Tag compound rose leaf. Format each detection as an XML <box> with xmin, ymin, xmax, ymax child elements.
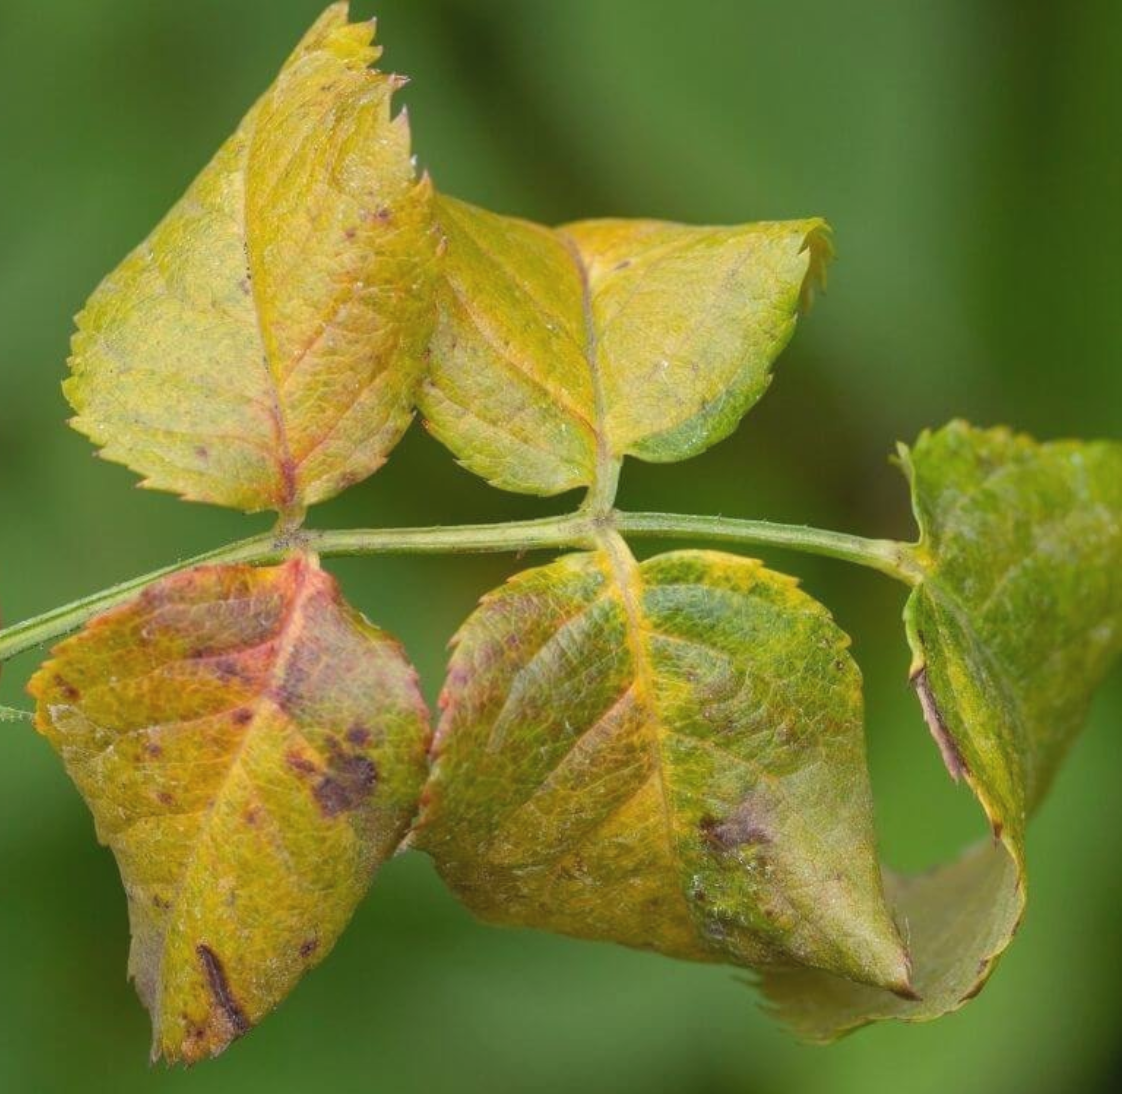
<box><xmin>420</xmin><ymin>194</ymin><xmax>830</xmax><ymax>496</ymax></box>
<box><xmin>417</xmin><ymin>546</ymin><xmax>912</xmax><ymax>994</ymax></box>
<box><xmin>764</xmin><ymin>421</ymin><xmax>1122</xmax><ymax>1038</ymax></box>
<box><xmin>29</xmin><ymin>555</ymin><xmax>430</xmax><ymax>1063</ymax></box>
<box><xmin>67</xmin><ymin>3</ymin><xmax>438</xmax><ymax>514</ymax></box>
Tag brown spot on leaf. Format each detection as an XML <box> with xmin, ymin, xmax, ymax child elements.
<box><xmin>699</xmin><ymin>802</ymin><xmax>772</xmax><ymax>852</ymax></box>
<box><xmin>299</xmin><ymin>937</ymin><xmax>319</xmax><ymax>959</ymax></box>
<box><xmin>314</xmin><ymin>753</ymin><xmax>377</xmax><ymax>817</ymax></box>
<box><xmin>346</xmin><ymin>724</ymin><xmax>371</xmax><ymax>747</ymax></box>
<box><xmin>232</xmin><ymin>708</ymin><xmax>254</xmax><ymax>726</ymax></box>
<box><xmin>212</xmin><ymin>657</ymin><xmax>246</xmax><ymax>684</ymax></box>
<box><xmin>196</xmin><ymin>944</ymin><xmax>250</xmax><ymax>1038</ymax></box>
<box><xmin>911</xmin><ymin>666</ymin><xmax>968</xmax><ymax>782</ymax></box>
<box><xmin>286</xmin><ymin>750</ymin><xmax>318</xmax><ymax>776</ymax></box>
<box><xmin>54</xmin><ymin>675</ymin><xmax>80</xmax><ymax>702</ymax></box>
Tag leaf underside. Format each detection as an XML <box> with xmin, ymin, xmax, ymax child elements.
<box><xmin>420</xmin><ymin>194</ymin><xmax>832</xmax><ymax>495</ymax></box>
<box><xmin>66</xmin><ymin>3</ymin><xmax>438</xmax><ymax>514</ymax></box>
<box><xmin>763</xmin><ymin>422</ymin><xmax>1122</xmax><ymax>1038</ymax></box>
<box><xmin>30</xmin><ymin>556</ymin><xmax>430</xmax><ymax>1063</ymax></box>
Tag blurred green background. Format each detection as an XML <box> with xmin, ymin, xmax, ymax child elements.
<box><xmin>2</xmin><ymin>1</ymin><xmax>1120</xmax><ymax>1091</ymax></box>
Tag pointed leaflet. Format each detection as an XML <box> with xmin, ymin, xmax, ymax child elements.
<box><xmin>29</xmin><ymin>556</ymin><xmax>430</xmax><ymax>1062</ymax></box>
<box><xmin>417</xmin><ymin>545</ymin><xmax>912</xmax><ymax>993</ymax></box>
<box><xmin>67</xmin><ymin>4</ymin><xmax>438</xmax><ymax>513</ymax></box>
<box><xmin>420</xmin><ymin>195</ymin><xmax>831</xmax><ymax>495</ymax></box>
<box><xmin>764</xmin><ymin>422</ymin><xmax>1122</xmax><ymax>1038</ymax></box>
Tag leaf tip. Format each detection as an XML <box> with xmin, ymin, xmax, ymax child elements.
<box><xmin>798</xmin><ymin>220</ymin><xmax>834</xmax><ymax>311</ymax></box>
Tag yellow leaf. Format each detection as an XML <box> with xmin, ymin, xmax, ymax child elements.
<box><xmin>67</xmin><ymin>3</ymin><xmax>438</xmax><ymax>514</ymax></box>
<box><xmin>421</xmin><ymin>194</ymin><xmax>830</xmax><ymax>495</ymax></box>
<box><xmin>417</xmin><ymin>544</ymin><xmax>911</xmax><ymax>994</ymax></box>
<box><xmin>30</xmin><ymin>555</ymin><xmax>430</xmax><ymax>1062</ymax></box>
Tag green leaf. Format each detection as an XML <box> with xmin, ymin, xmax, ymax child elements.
<box><xmin>420</xmin><ymin>195</ymin><xmax>831</xmax><ymax>495</ymax></box>
<box><xmin>67</xmin><ymin>3</ymin><xmax>438</xmax><ymax>514</ymax></box>
<box><xmin>29</xmin><ymin>555</ymin><xmax>430</xmax><ymax>1063</ymax></box>
<box><xmin>764</xmin><ymin>421</ymin><xmax>1122</xmax><ymax>1038</ymax></box>
<box><xmin>417</xmin><ymin>544</ymin><xmax>912</xmax><ymax>994</ymax></box>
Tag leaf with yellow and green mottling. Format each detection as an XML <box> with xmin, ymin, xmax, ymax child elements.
<box><xmin>29</xmin><ymin>555</ymin><xmax>430</xmax><ymax>1063</ymax></box>
<box><xmin>67</xmin><ymin>3</ymin><xmax>438</xmax><ymax>514</ymax></box>
<box><xmin>764</xmin><ymin>421</ymin><xmax>1122</xmax><ymax>1038</ymax></box>
<box><xmin>416</xmin><ymin>545</ymin><xmax>913</xmax><ymax>994</ymax></box>
<box><xmin>420</xmin><ymin>195</ymin><xmax>830</xmax><ymax>495</ymax></box>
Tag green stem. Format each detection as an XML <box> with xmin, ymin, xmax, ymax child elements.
<box><xmin>0</xmin><ymin>515</ymin><xmax>593</xmax><ymax>664</ymax></box>
<box><xmin>302</xmin><ymin>512</ymin><xmax>595</xmax><ymax>559</ymax></box>
<box><xmin>0</xmin><ymin>510</ymin><xmax>920</xmax><ymax>665</ymax></box>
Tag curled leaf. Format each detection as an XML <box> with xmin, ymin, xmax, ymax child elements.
<box><xmin>421</xmin><ymin>195</ymin><xmax>830</xmax><ymax>495</ymax></box>
<box><xmin>764</xmin><ymin>422</ymin><xmax>1122</xmax><ymax>1038</ymax></box>
<box><xmin>417</xmin><ymin>546</ymin><xmax>911</xmax><ymax>994</ymax></box>
<box><xmin>67</xmin><ymin>3</ymin><xmax>438</xmax><ymax>514</ymax></box>
<box><xmin>30</xmin><ymin>555</ymin><xmax>430</xmax><ymax>1062</ymax></box>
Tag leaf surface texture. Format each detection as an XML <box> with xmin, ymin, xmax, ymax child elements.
<box><xmin>31</xmin><ymin>555</ymin><xmax>430</xmax><ymax>1062</ymax></box>
<box><xmin>764</xmin><ymin>422</ymin><xmax>1122</xmax><ymax>1037</ymax></box>
<box><xmin>421</xmin><ymin>195</ymin><xmax>830</xmax><ymax>494</ymax></box>
<box><xmin>67</xmin><ymin>4</ymin><xmax>438</xmax><ymax>513</ymax></box>
<box><xmin>418</xmin><ymin>547</ymin><xmax>910</xmax><ymax>993</ymax></box>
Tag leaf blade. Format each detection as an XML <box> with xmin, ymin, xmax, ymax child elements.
<box><xmin>421</xmin><ymin>196</ymin><xmax>830</xmax><ymax>496</ymax></box>
<box><xmin>30</xmin><ymin>555</ymin><xmax>430</xmax><ymax>1062</ymax></box>
<box><xmin>418</xmin><ymin>547</ymin><xmax>910</xmax><ymax>992</ymax></box>
<box><xmin>562</xmin><ymin>216</ymin><xmax>831</xmax><ymax>464</ymax></box>
<box><xmin>420</xmin><ymin>196</ymin><xmax>599</xmax><ymax>495</ymax></box>
<box><xmin>66</xmin><ymin>3</ymin><xmax>438</xmax><ymax>513</ymax></box>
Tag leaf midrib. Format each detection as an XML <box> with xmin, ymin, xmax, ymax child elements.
<box><xmin>152</xmin><ymin>560</ymin><xmax>315</xmax><ymax>1023</ymax></box>
<box><xmin>558</xmin><ymin>231</ymin><xmax>616</xmax><ymax>500</ymax></box>
<box><xmin>597</xmin><ymin>537</ymin><xmax>696</xmax><ymax>928</ymax></box>
<box><xmin>241</xmin><ymin>101</ymin><xmax>300</xmax><ymax>512</ymax></box>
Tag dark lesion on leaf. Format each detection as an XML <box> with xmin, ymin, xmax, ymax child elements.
<box><xmin>285</xmin><ymin>749</ymin><xmax>318</xmax><ymax>776</ymax></box>
<box><xmin>196</xmin><ymin>944</ymin><xmax>250</xmax><ymax>1038</ymax></box>
<box><xmin>53</xmin><ymin>674</ymin><xmax>80</xmax><ymax>702</ymax></box>
<box><xmin>314</xmin><ymin>750</ymin><xmax>377</xmax><ymax>818</ymax></box>
<box><xmin>910</xmin><ymin>663</ymin><xmax>969</xmax><ymax>783</ymax></box>
<box><xmin>699</xmin><ymin>805</ymin><xmax>772</xmax><ymax>852</ymax></box>
<box><xmin>346</xmin><ymin>723</ymin><xmax>372</xmax><ymax>747</ymax></box>
<box><xmin>286</xmin><ymin>738</ymin><xmax>379</xmax><ymax>818</ymax></box>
